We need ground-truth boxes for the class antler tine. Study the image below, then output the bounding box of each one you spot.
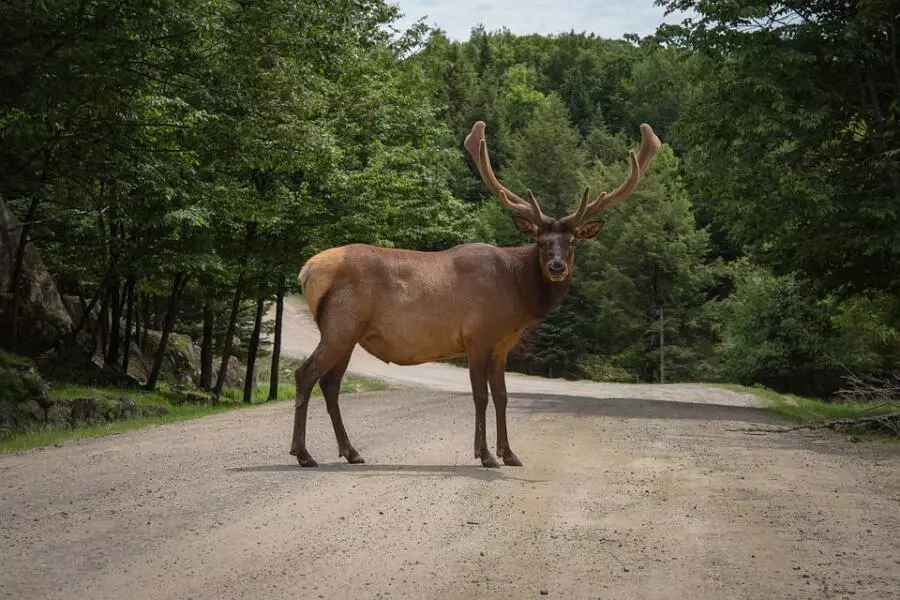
[564,123,661,226]
[465,121,546,225]
[566,186,593,226]
[524,189,546,224]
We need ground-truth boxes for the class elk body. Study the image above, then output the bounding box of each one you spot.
[291,121,660,468]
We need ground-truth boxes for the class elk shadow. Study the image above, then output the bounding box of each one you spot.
[228,463,546,483]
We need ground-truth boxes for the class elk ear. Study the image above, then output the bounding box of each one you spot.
[511,215,540,238]
[575,220,604,240]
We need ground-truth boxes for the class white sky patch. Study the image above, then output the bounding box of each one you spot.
[390,0,691,41]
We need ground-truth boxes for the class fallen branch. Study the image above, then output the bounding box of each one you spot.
[732,412,900,437]
[838,371,900,404]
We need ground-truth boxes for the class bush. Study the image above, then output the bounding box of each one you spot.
[576,355,634,383]
[704,261,900,397]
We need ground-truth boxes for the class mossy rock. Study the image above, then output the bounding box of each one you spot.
[0,351,50,430]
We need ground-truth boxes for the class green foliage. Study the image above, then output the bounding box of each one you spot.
[4,2,898,396]
[0,350,34,370]
[659,0,900,295]
[705,262,842,395]
[702,262,900,396]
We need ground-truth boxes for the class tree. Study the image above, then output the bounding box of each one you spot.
[658,0,900,295]
[576,142,718,381]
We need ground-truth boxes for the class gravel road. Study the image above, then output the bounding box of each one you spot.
[1,297,898,599]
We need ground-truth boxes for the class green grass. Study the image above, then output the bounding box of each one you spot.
[0,375,389,454]
[714,383,898,423]
[0,349,35,369]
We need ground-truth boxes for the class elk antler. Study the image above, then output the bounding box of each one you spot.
[563,123,661,228]
[465,121,548,226]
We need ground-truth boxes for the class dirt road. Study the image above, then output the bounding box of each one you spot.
[1,299,898,599]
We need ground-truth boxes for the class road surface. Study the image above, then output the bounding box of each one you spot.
[1,297,898,599]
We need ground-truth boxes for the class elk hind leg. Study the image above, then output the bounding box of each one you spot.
[290,303,360,467]
[320,353,365,464]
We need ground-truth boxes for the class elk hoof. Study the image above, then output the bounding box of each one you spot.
[503,453,523,467]
[481,455,500,468]
[344,448,366,464]
[296,454,319,468]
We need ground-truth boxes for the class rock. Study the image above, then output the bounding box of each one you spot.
[129,331,203,386]
[0,197,73,354]
[45,401,71,426]
[169,388,214,405]
[210,355,246,389]
[100,363,141,388]
[69,397,99,423]
[0,352,51,429]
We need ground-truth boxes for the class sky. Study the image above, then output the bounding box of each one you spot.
[390,0,690,41]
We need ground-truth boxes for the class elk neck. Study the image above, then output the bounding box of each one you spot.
[515,243,571,322]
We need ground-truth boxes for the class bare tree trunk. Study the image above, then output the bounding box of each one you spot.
[152,295,163,331]
[122,276,135,374]
[199,300,214,390]
[70,288,101,343]
[243,294,265,404]
[5,196,40,351]
[105,275,122,365]
[267,276,285,402]
[212,222,256,403]
[96,289,109,360]
[141,293,150,350]
[213,273,244,403]
[132,289,141,359]
[146,273,188,391]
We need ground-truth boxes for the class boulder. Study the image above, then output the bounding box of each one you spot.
[210,355,246,389]
[0,198,72,354]
[0,351,50,430]
[129,331,202,385]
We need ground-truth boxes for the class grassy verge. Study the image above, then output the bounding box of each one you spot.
[0,375,388,454]
[715,383,898,425]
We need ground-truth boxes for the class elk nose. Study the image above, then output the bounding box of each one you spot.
[548,261,567,276]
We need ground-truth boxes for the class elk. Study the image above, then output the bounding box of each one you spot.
[291,120,661,468]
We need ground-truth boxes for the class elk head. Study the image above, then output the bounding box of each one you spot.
[465,121,661,282]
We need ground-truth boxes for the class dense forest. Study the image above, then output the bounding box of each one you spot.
[1,0,898,399]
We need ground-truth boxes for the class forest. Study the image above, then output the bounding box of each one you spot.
[1,0,898,403]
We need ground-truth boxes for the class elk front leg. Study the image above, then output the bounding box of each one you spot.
[468,350,499,468]
[488,354,522,466]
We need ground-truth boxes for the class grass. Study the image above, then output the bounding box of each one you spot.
[0,375,389,454]
[0,349,35,369]
[715,383,898,424]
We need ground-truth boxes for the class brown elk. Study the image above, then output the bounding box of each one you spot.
[291,120,661,468]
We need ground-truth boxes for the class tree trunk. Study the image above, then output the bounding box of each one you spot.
[105,275,122,365]
[267,275,285,402]
[212,273,245,403]
[199,300,214,390]
[132,289,141,359]
[212,222,257,403]
[243,294,265,404]
[141,293,151,350]
[145,273,188,391]
[5,196,40,351]
[70,288,101,343]
[152,295,163,330]
[122,277,135,374]
[96,289,109,360]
